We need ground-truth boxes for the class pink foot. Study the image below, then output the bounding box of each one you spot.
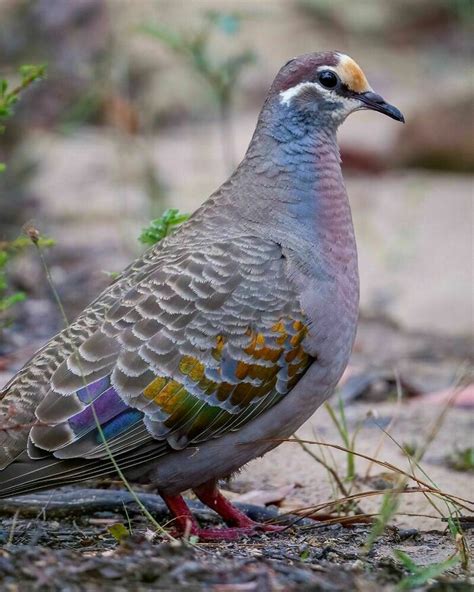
[193,481,284,532]
[162,482,285,541]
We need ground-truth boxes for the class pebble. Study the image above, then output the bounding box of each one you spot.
[398,528,419,540]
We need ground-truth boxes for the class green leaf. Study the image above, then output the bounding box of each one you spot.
[107,522,130,542]
[103,270,121,280]
[447,516,458,537]
[394,549,419,571]
[0,163,5,173]
[365,490,399,550]
[299,548,310,561]
[139,208,190,246]
[0,235,55,321]
[0,251,8,268]
[19,63,47,82]
[394,549,460,590]
[8,236,55,250]
[0,291,26,312]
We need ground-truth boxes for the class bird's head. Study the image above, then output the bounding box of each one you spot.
[271,51,404,127]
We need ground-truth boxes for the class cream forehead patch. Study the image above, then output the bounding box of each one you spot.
[335,54,371,93]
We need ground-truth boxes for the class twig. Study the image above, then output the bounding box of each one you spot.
[294,434,364,515]
[364,368,404,478]
[276,438,474,509]
[7,509,20,545]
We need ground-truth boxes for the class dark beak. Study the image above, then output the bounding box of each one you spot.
[359,91,405,123]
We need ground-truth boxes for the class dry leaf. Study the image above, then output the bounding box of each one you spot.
[232,484,296,507]
[415,385,474,408]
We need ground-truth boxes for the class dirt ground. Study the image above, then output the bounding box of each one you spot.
[1,517,471,591]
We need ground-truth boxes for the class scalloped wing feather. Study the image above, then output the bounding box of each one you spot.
[0,233,313,494]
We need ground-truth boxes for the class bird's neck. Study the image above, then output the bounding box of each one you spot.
[229,110,357,271]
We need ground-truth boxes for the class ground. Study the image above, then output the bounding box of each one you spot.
[1,520,471,591]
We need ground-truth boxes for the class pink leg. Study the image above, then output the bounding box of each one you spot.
[162,483,284,542]
[193,480,285,536]
[162,492,199,536]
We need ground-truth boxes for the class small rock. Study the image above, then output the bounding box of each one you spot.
[351,559,365,571]
[398,528,419,541]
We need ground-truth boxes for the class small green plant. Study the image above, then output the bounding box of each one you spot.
[0,235,54,326]
[299,547,310,561]
[401,441,419,458]
[139,208,190,246]
[296,395,367,518]
[394,548,459,590]
[324,397,360,483]
[0,64,46,172]
[104,209,190,292]
[446,447,474,472]
[0,65,47,324]
[107,522,130,543]
[365,488,400,550]
[0,250,25,312]
[364,386,471,570]
[142,11,256,171]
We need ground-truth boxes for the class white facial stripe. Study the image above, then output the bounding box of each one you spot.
[279,82,319,106]
[278,78,362,123]
[279,81,334,106]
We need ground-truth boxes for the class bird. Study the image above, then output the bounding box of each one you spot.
[0,51,404,540]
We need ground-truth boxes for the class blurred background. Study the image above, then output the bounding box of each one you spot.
[0,0,472,366]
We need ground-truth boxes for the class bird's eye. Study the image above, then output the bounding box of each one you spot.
[318,70,338,89]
